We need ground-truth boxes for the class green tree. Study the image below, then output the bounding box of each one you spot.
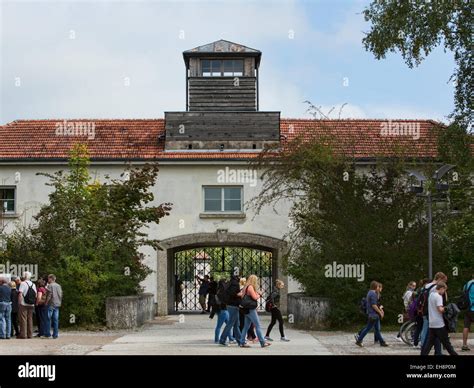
[252,135,431,326]
[363,0,472,126]
[251,121,472,327]
[436,124,474,288]
[0,144,172,326]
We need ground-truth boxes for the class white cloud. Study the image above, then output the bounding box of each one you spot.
[0,1,449,123]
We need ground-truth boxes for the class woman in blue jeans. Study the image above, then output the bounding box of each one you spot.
[355,281,388,347]
[213,280,234,343]
[239,275,271,348]
[0,277,12,339]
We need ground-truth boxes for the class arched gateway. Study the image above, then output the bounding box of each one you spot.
[156,232,287,315]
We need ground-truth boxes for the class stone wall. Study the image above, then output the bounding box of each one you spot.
[106,293,155,329]
[288,293,330,330]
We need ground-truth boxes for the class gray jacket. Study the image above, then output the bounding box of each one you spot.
[46,282,63,307]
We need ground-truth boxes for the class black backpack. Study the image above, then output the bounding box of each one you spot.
[23,281,37,305]
[457,282,474,311]
[416,284,436,317]
[220,281,232,305]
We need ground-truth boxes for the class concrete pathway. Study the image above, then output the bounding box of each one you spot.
[89,314,332,355]
[5,315,470,355]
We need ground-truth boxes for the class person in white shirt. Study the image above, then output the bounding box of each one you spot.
[420,272,447,354]
[403,281,417,311]
[17,271,37,339]
[421,282,458,355]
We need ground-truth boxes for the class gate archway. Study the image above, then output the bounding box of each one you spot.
[174,246,273,312]
[156,232,287,315]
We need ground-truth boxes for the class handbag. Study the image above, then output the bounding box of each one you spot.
[240,286,258,310]
[265,300,274,312]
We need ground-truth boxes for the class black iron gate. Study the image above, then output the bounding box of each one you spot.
[173,247,273,312]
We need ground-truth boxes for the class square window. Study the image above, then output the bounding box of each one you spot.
[0,188,15,213]
[203,187,242,212]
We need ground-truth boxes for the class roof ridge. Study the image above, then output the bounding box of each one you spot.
[281,118,442,122]
[3,118,443,125]
[3,118,165,125]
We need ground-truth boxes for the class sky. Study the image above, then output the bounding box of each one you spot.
[0,0,456,124]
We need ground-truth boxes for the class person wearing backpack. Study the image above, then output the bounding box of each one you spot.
[212,279,235,344]
[461,274,474,351]
[355,281,388,347]
[374,282,385,344]
[207,276,218,314]
[420,282,458,356]
[419,272,447,355]
[411,278,430,348]
[265,279,290,342]
[17,271,37,339]
[218,275,242,346]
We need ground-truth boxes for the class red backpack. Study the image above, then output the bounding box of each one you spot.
[416,284,436,317]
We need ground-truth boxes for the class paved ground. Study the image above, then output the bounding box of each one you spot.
[89,314,332,355]
[2,331,124,355]
[313,331,469,355]
[4,314,472,355]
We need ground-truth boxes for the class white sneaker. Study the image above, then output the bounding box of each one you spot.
[264,336,273,342]
[395,336,403,342]
[281,337,290,342]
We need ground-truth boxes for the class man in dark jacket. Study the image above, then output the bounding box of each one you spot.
[218,275,242,346]
[207,277,218,314]
[10,279,19,337]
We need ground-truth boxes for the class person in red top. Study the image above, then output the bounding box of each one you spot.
[35,279,49,338]
[238,275,271,348]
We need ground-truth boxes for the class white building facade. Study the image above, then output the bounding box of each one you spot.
[0,41,441,315]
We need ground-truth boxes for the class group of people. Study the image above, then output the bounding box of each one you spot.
[0,271,62,340]
[201,274,290,348]
[355,272,474,355]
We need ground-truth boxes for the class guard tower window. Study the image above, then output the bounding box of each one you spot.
[201,59,243,77]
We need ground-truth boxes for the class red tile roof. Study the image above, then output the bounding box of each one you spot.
[0,118,443,161]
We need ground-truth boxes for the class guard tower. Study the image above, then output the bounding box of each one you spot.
[164,40,280,151]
